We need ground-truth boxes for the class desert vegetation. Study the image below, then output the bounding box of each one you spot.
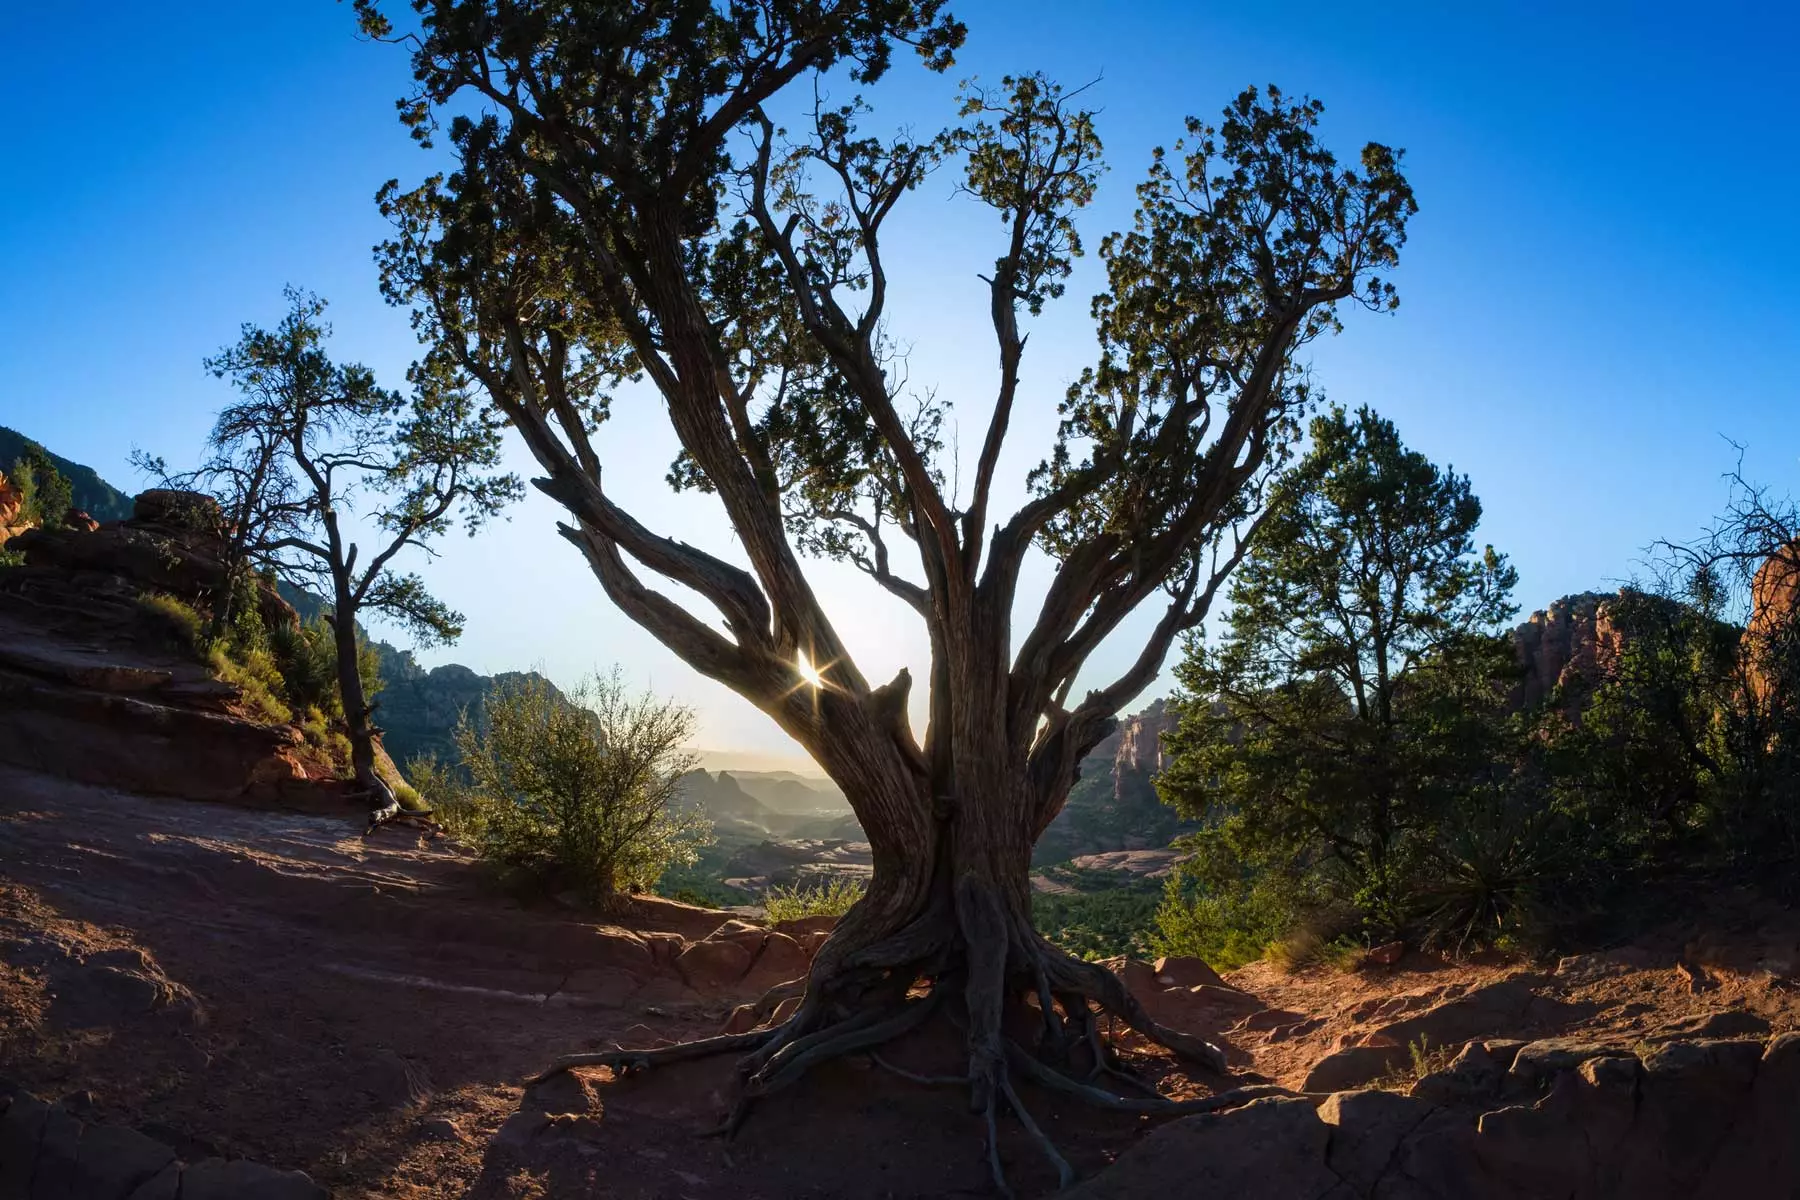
[1151,418,1800,964]
[416,673,713,904]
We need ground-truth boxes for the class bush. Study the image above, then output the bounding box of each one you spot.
[451,672,713,902]
[10,450,72,530]
[764,875,866,923]
[138,592,206,655]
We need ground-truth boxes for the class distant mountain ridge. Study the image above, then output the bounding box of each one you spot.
[0,426,134,522]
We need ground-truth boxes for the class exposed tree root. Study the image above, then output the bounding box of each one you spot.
[532,898,1242,1195]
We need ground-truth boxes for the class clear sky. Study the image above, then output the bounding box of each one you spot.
[4,2,1797,766]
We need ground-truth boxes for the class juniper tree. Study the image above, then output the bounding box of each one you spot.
[360,0,1414,1181]
[206,288,518,808]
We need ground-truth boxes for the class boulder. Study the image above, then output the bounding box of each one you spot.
[1612,1040,1764,1197]
[1152,955,1225,989]
[1318,1088,1435,1194]
[62,509,99,533]
[1646,1008,1770,1043]
[1058,1098,1342,1199]
[0,1091,51,1197]
[131,490,225,534]
[742,931,810,992]
[525,1070,601,1116]
[1302,1044,1412,1093]
[70,1123,178,1199]
[1508,1038,1634,1087]
[123,1164,181,1200]
[1377,977,1552,1052]
[1410,1040,1506,1107]
[675,938,754,990]
[772,914,840,940]
[1698,1033,1800,1196]
[1367,940,1405,966]
[179,1158,327,1200]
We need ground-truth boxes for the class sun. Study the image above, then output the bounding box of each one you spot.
[795,650,825,689]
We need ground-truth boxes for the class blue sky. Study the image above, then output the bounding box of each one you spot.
[4,2,1796,764]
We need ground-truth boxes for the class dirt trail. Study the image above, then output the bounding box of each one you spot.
[7,765,1800,1198]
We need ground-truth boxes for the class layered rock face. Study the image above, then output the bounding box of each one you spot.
[1511,591,1625,710]
[0,490,338,806]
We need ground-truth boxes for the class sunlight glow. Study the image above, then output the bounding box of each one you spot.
[796,650,825,689]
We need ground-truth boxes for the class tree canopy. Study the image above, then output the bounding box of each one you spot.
[357,0,1415,1185]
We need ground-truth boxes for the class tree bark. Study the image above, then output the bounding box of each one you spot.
[326,584,383,808]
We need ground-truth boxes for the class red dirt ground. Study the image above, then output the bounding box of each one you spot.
[4,764,1798,1197]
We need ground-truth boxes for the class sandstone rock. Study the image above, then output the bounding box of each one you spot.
[1367,940,1405,966]
[1236,1007,1308,1033]
[420,1117,465,1143]
[131,489,225,534]
[0,473,22,528]
[491,1111,551,1153]
[1059,1098,1341,1199]
[1267,1016,1326,1043]
[123,1164,181,1200]
[555,966,643,1009]
[371,1049,434,1109]
[1153,955,1224,989]
[770,995,801,1024]
[543,1112,607,1143]
[63,509,99,533]
[1698,1032,1800,1197]
[675,938,753,989]
[580,927,655,973]
[1318,1088,1436,1194]
[1646,1008,1770,1043]
[1748,541,1800,705]
[32,1103,84,1198]
[70,1123,178,1199]
[1508,1037,1635,1086]
[772,914,839,940]
[720,1003,760,1034]
[180,1158,327,1200]
[1377,977,1548,1052]
[1612,1039,1764,1197]
[1512,591,1627,710]
[1410,1040,1505,1107]
[1555,946,1654,983]
[526,1070,601,1116]
[742,931,809,992]
[1302,1044,1412,1093]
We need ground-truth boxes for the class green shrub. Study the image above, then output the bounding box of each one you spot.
[0,547,23,568]
[10,450,72,530]
[207,644,293,726]
[451,673,713,902]
[764,875,867,923]
[138,593,206,655]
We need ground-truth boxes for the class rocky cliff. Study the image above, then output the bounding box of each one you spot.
[0,490,349,808]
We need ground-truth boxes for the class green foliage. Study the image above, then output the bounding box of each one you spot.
[1159,406,1523,951]
[138,593,206,655]
[0,427,132,521]
[764,875,868,924]
[0,547,24,568]
[1032,870,1162,960]
[10,448,73,529]
[449,673,713,901]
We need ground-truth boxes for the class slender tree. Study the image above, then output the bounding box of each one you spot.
[360,0,1414,1177]
[208,289,519,810]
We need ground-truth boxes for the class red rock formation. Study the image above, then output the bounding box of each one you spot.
[1113,698,1179,789]
[0,471,22,528]
[1747,539,1800,705]
[1512,592,1628,710]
